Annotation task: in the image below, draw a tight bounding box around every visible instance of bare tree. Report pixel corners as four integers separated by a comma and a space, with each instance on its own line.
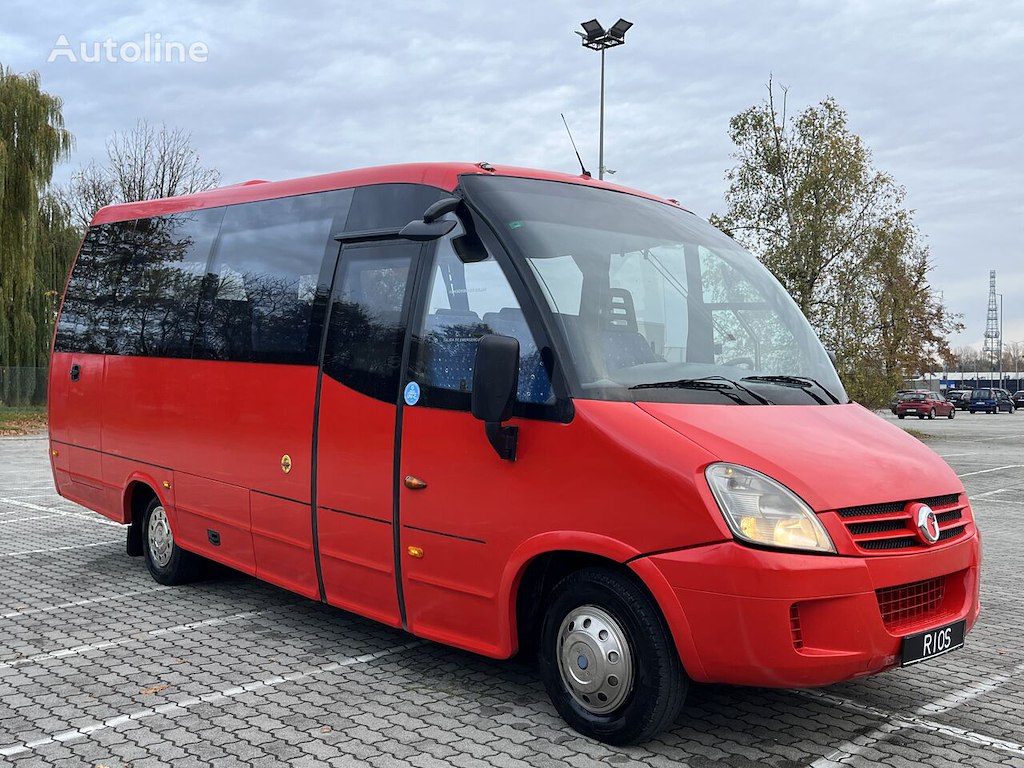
60, 120, 220, 229
62, 160, 117, 229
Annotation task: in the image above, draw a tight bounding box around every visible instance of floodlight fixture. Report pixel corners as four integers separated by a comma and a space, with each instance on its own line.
575, 17, 633, 179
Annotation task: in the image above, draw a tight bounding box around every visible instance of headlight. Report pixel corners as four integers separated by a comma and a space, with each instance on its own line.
705, 463, 835, 553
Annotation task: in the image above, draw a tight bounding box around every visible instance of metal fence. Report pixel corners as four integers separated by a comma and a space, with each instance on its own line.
0, 367, 48, 407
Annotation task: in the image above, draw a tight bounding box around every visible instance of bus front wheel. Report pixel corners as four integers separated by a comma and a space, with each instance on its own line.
538, 567, 687, 745
142, 497, 202, 585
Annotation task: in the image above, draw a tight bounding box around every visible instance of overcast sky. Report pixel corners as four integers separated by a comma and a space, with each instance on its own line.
5, 0, 1022, 352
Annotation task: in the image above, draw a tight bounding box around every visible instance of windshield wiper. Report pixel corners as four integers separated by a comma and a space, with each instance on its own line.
630, 376, 773, 405
741, 375, 841, 404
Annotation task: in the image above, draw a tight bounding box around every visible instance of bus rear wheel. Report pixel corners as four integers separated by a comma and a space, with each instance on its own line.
142, 497, 202, 585
538, 567, 687, 745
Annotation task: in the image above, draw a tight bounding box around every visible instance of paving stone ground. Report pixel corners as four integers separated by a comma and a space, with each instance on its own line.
0, 410, 1021, 767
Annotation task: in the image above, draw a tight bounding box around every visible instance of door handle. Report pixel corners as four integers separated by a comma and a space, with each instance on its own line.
70, 364, 81, 382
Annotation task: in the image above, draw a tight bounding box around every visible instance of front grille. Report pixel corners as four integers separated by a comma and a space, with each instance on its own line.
860, 536, 918, 551
876, 576, 946, 630
831, 493, 969, 554
848, 519, 908, 535
837, 493, 960, 518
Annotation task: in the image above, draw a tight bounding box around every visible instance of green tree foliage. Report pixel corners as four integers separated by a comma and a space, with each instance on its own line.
711, 81, 960, 406
0, 66, 74, 404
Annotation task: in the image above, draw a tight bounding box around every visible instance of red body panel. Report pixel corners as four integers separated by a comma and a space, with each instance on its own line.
638, 402, 963, 511
643, 533, 980, 687
315, 378, 402, 628
48, 162, 982, 692
399, 401, 723, 657
88, 162, 674, 226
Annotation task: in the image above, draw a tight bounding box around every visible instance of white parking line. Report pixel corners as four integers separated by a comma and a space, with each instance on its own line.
0, 642, 420, 758
1, 586, 171, 620
803, 660, 1024, 765
0, 540, 120, 558
937, 452, 977, 458
0, 512, 115, 527
972, 487, 1013, 498
957, 465, 1024, 478
0, 610, 262, 670
0, 498, 121, 527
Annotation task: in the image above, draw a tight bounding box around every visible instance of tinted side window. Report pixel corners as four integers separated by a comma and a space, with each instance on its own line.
195, 190, 351, 364
322, 242, 420, 401
55, 221, 138, 354
344, 184, 447, 232
109, 209, 223, 358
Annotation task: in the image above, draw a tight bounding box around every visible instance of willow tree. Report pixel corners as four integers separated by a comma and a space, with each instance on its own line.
0, 66, 73, 404
711, 81, 958, 405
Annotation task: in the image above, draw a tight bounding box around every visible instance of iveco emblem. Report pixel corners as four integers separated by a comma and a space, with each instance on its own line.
914, 504, 940, 544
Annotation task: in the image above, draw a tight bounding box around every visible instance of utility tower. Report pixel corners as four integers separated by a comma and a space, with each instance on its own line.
983, 270, 1000, 369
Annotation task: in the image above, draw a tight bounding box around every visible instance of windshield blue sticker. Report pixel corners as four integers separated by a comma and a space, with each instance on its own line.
403, 381, 420, 406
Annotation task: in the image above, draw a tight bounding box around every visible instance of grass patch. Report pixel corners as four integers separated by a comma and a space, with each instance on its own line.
0, 406, 47, 436
901, 427, 932, 441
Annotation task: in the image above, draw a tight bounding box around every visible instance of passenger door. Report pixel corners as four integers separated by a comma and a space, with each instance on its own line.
397, 235, 562, 656
314, 240, 423, 628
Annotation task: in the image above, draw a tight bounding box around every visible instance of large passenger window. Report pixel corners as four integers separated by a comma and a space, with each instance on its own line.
111, 209, 223, 357
322, 242, 420, 402
195, 190, 350, 364
409, 236, 553, 409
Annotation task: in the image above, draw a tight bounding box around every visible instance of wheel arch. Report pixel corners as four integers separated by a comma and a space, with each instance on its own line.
121, 474, 173, 558
500, 532, 706, 680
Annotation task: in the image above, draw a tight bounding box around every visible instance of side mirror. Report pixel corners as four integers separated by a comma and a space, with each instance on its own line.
398, 217, 457, 241
398, 196, 462, 241
472, 335, 520, 461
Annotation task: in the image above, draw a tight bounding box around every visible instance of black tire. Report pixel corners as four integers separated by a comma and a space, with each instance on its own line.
918, 415, 925, 419
538, 567, 687, 745
928, 408, 936, 420
142, 496, 202, 585
948, 408, 955, 419
897, 414, 905, 419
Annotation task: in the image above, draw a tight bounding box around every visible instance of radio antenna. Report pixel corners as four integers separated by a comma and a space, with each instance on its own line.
561, 113, 591, 178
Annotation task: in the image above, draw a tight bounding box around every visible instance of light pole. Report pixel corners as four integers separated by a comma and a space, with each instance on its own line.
998, 293, 1004, 387
576, 18, 632, 180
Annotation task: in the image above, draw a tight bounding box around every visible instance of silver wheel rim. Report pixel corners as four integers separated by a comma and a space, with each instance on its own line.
556, 605, 634, 715
147, 506, 173, 568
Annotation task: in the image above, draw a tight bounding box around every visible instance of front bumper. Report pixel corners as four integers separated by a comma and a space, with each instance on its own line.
640, 533, 981, 688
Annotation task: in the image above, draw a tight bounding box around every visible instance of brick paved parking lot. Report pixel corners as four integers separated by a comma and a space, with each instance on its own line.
0, 411, 1021, 767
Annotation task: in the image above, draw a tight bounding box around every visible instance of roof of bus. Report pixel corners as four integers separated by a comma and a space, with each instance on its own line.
89, 162, 680, 225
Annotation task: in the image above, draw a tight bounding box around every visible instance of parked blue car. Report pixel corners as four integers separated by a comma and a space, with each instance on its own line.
968, 388, 1016, 414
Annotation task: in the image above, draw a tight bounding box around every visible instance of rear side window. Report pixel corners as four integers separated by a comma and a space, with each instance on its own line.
194, 190, 351, 364
55, 221, 138, 354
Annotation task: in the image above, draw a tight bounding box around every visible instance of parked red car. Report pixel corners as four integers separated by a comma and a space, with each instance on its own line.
896, 391, 955, 420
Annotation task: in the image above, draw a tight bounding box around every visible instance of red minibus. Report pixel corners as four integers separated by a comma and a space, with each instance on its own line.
49, 162, 981, 744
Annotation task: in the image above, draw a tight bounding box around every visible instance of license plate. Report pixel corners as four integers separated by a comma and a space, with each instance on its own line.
906, 409, 917, 413
901, 619, 966, 666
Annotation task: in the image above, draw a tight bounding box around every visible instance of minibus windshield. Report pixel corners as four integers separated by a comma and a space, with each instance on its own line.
462, 175, 847, 405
